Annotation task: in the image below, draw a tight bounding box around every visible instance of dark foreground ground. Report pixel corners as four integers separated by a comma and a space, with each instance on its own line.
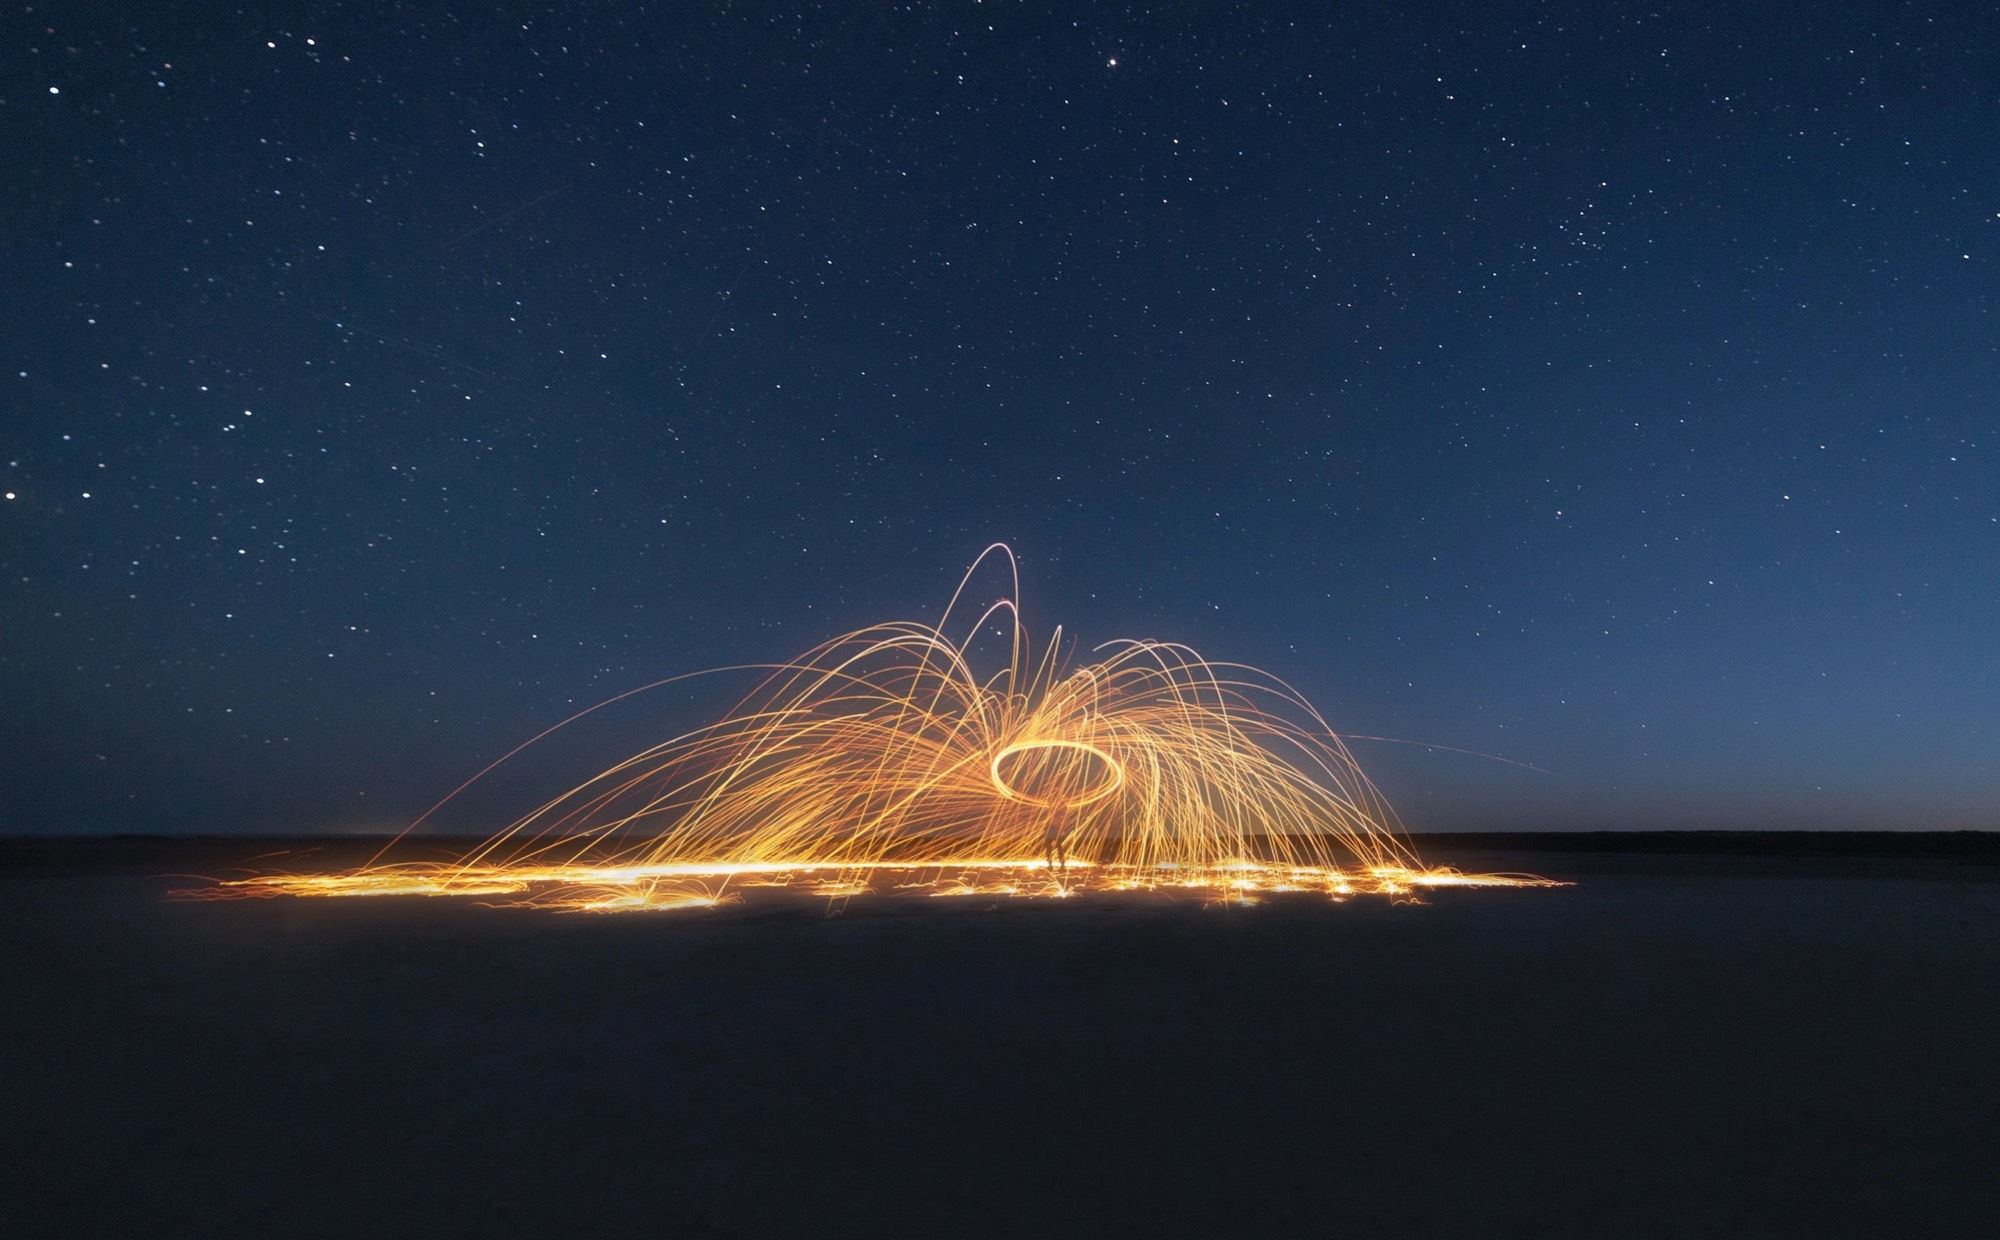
4, 836, 1996, 1239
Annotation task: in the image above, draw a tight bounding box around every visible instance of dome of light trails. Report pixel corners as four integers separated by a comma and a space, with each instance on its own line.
220, 548, 1551, 911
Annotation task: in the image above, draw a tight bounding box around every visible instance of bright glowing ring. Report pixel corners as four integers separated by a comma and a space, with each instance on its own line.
989, 739, 1125, 808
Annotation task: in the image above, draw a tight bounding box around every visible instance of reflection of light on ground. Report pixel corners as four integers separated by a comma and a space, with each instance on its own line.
217, 857, 1556, 912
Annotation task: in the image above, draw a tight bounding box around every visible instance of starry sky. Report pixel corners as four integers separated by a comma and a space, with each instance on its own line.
4, 1, 1995, 836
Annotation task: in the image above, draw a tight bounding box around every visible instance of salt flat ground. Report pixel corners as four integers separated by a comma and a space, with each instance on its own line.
4, 848, 1996, 1239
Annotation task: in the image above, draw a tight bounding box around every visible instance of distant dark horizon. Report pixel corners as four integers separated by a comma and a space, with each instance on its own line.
4, 1, 1994, 837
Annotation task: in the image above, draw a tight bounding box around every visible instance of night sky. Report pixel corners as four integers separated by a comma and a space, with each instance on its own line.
4, 1, 1994, 836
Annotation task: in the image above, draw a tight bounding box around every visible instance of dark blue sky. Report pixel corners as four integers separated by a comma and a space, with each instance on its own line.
4, 1, 1994, 835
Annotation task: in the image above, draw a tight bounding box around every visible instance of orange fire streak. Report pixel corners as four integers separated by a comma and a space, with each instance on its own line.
216, 547, 1557, 911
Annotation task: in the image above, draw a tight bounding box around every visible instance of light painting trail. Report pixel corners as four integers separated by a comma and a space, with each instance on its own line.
216, 547, 1555, 911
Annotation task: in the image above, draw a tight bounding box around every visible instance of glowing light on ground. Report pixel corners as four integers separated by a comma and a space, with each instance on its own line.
211, 547, 1558, 912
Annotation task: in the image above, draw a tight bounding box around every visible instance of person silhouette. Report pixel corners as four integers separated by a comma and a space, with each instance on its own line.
1043, 806, 1070, 884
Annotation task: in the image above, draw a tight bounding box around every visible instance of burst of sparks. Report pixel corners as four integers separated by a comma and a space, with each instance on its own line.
210, 547, 1558, 912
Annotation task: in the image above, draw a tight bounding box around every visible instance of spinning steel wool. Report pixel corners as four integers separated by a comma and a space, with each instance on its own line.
222, 548, 1547, 911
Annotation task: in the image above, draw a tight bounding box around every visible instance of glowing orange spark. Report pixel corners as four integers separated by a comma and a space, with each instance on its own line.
215, 547, 1556, 911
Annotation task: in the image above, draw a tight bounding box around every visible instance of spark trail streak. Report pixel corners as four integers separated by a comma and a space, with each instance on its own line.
223, 548, 1551, 910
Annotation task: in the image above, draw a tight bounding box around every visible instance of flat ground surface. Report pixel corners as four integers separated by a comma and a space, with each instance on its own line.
4, 843, 1997, 1238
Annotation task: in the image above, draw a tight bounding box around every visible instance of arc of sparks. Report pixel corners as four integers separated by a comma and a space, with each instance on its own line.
212, 546, 1557, 911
